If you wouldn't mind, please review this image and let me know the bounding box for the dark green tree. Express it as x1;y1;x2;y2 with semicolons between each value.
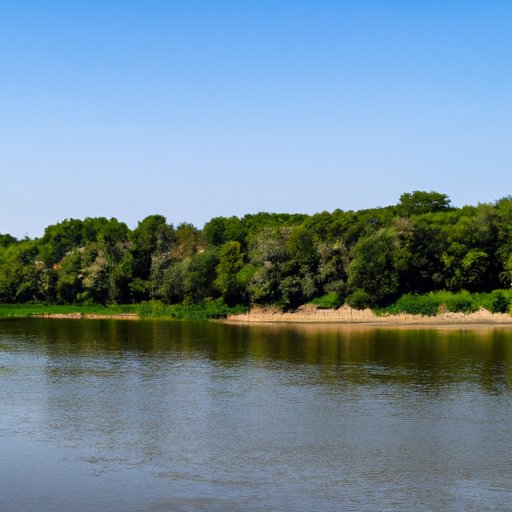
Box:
131;216;175;272
203;216;246;246
184;250;219;303
346;228;403;307
214;241;245;305
398;191;451;217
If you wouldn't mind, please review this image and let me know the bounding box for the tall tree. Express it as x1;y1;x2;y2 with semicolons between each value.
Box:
398;191;451;217
214;241;244;305
130;215;175;292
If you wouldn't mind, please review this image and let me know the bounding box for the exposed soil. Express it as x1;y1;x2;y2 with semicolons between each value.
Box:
33;313;139;320
225;304;512;326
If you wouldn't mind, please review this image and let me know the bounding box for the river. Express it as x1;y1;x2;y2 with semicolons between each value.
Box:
1;319;512;511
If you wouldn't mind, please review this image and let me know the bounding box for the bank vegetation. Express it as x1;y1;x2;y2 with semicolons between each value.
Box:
2;191;512;319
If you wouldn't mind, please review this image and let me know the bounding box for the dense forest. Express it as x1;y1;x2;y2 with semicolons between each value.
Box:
1;191;512;312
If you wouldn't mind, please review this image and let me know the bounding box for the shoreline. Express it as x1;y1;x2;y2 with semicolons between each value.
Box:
2;304;512;327
224;305;512;326
28;313;139;320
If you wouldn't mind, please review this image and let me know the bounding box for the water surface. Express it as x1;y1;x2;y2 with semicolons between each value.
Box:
1;319;512;511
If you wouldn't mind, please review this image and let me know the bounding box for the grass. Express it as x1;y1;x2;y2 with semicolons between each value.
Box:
0;303;138;318
309;292;342;309
0;300;247;321
3;290;511;320
137;300;248;320
377;290;512;317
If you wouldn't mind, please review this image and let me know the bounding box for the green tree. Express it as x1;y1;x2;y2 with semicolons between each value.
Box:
280;227;319;308
248;228;287;306
398;191;451;217
81;220;133;304
214;241;245;305
401;216;447;293
316;242;348;297
173;223;201;259
203;216;246;246
131;215;175;282
184;250;219;303
442;204;502;291
0;233;17;248
56;249;84;303
159;261;188;303
0;241;39;302
38;218;86;265
457;249;490;291
346;228;402;307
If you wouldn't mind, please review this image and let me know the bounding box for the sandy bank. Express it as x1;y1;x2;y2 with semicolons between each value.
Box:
27;305;512;326
33;313;139;320
225;305;512;326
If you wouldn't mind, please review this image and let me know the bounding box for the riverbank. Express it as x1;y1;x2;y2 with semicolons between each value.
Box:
225;304;512;325
0;304;138;319
33;312;139;320
0;301;244;321
3;303;512;325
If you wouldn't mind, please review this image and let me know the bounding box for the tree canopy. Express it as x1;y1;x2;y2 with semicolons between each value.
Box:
1;191;511;310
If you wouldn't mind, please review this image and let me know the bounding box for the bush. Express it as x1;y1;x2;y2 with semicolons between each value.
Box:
490;290;510;313
381;294;439;316
380;289;512;317
444;291;476;313
310;292;342;309
345;289;373;309
137;299;247;320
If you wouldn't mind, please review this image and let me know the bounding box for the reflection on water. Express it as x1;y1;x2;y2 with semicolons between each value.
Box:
1;318;512;511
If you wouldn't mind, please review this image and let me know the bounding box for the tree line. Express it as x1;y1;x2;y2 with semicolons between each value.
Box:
1;191;512;310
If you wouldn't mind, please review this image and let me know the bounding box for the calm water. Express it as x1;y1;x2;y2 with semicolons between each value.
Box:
1;319;512;511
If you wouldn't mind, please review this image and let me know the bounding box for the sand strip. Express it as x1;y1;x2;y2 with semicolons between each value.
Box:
225;305;512;326
33;313;139;320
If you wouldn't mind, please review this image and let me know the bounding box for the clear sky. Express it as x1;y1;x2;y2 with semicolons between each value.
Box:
1;0;511;238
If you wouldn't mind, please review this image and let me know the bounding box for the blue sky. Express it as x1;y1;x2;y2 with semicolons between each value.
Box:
1;1;511;238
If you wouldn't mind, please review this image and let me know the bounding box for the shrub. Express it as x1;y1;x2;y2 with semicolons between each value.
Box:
137;299;247;320
490;290;510;313
345;289;373;309
310;292;341;309
381;290;512;317
444;291;476;313
381;293;439;316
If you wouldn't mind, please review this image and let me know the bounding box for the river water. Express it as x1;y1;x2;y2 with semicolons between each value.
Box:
1;318;512;511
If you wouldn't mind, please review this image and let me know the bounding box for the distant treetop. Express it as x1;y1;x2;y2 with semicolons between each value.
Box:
398;191;451;216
